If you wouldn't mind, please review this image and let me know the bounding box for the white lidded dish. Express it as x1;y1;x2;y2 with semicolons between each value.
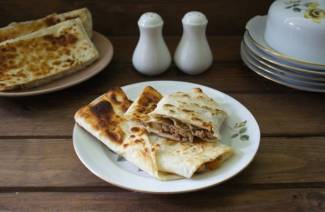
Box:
264;0;325;65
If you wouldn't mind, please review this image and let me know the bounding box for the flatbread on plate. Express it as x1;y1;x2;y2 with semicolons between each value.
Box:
75;86;233;180
125;86;233;178
0;18;98;91
74;87;180;180
0;8;92;43
145;88;228;142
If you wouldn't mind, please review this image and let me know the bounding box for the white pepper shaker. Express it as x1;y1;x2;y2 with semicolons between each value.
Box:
132;12;171;76
174;11;213;75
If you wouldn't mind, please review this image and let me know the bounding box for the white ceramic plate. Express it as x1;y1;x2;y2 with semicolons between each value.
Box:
73;81;261;194
243;38;325;83
0;31;113;97
242;42;325;86
241;44;325;93
243;31;325;76
246;16;325;70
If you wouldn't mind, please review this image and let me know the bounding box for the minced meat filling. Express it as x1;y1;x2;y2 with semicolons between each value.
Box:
148;122;192;142
148;117;214;141
191;127;215;140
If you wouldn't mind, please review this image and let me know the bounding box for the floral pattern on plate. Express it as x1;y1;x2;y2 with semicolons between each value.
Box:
285;0;325;23
231;120;249;141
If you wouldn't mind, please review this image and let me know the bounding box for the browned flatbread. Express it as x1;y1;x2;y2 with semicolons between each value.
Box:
76;87;132;145
75;86;233;179
124;86;162;122
75;87;180;180
0;8;92;43
146;88;228;142
124;86;234;178
0;19;98;91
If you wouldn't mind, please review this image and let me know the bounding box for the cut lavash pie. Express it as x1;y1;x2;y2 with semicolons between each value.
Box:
125;86;233;178
74;87;181;180
138;87;228;142
75;86;233;179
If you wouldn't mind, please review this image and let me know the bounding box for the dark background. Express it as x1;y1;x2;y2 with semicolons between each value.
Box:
0;0;273;36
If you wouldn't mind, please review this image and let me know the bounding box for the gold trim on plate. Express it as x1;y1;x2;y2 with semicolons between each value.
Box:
246;23;325;67
244;32;325;76
244;42;325;83
241;44;325;93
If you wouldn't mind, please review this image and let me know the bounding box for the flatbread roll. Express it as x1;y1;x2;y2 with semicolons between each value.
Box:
125;86;233;178
0;8;92;43
146;88;228;142
74;87;180;181
150;134;233;178
75;86;233;180
0;18;99;91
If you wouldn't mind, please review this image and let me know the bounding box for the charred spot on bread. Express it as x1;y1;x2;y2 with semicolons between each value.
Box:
43;32;78;46
134;139;143;144
44;15;61;26
163;104;174;108
130;127;141;133
105;87;132;113
191;116;202;122
89;101;124;144
182;109;194;113
134;86;162;114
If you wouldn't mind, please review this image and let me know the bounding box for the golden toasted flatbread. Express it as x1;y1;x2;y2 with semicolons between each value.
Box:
147;88;228;142
0;18;99;91
74;87;180;180
0;8;92;43
125;86;233;178
124;86;162;122
75;86;233;180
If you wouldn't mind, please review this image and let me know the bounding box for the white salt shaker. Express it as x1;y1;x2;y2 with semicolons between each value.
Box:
132;12;171;76
174;11;213;75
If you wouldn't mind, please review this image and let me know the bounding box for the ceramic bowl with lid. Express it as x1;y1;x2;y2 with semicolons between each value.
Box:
264;0;325;64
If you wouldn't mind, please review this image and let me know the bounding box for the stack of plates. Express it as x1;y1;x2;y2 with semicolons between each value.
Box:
241;16;325;93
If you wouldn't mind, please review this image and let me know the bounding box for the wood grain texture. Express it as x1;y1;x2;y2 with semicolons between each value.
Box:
0;189;324;211
0;0;272;36
0;137;324;188
0;1;324;210
45;63;296;94
1;92;325;137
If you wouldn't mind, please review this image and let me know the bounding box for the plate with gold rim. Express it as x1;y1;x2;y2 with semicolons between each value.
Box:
241;44;325;93
243;41;325;84
243;31;325;76
246;15;325;70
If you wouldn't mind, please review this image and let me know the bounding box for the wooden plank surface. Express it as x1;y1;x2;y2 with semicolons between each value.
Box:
0;137;324;188
39;63;295;94
1;0;325;210
0;34;324;137
0;189;324;211
0;0;273;36
1;92;325;137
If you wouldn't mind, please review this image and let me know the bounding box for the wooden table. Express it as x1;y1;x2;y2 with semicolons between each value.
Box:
1;0;325;211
